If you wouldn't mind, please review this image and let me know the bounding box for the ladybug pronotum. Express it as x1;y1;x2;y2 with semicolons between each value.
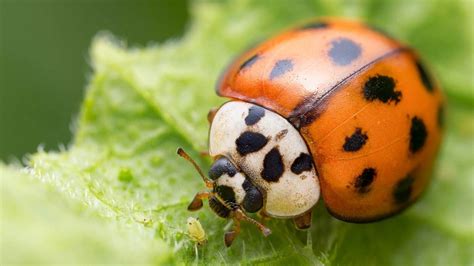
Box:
178;18;444;247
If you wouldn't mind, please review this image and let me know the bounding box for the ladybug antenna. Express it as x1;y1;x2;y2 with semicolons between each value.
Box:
177;148;213;189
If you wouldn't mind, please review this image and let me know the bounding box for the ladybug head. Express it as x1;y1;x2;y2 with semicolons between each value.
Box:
177;148;271;246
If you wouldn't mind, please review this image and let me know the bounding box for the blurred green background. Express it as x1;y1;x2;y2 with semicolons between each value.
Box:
0;0;189;160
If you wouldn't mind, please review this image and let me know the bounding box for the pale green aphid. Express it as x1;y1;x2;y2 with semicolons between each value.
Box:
186;217;207;246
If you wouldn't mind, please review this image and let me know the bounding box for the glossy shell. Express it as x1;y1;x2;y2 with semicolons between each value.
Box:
216;19;443;222
209;101;320;218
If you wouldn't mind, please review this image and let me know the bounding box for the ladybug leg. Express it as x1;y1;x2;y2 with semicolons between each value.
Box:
293;209;312;230
207;107;218;124
224;217;241;247
187;191;211;211
258;209;271;225
225;209;272;247
241;209;271;233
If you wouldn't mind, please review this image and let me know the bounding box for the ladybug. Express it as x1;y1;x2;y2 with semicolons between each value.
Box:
178;18;444;247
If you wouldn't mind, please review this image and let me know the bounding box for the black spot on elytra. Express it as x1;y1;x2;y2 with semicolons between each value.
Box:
329;38;362;66
415;60;434;92
288;48;407;128
236;131;268;156
409;117;427;153
209;196;231;218
300;21;328;30
261;147;284;182
241;179;263;213
240;54;260;70
363;75;402;104
208;157;237;180
437;105;445;128
393;175;415;204
215;185;236;204
245;106;265;126
354;168;376;193
343;128;368;152
269;59;293;80
290;153;313;174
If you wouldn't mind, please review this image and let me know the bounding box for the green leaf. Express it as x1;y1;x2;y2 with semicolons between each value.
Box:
2;0;473;264
0;164;174;265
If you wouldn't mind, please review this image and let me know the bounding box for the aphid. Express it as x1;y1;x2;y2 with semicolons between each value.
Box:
179;18;443;247
187;217;207;246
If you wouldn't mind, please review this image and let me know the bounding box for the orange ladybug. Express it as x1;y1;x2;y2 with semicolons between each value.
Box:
178;18;444;247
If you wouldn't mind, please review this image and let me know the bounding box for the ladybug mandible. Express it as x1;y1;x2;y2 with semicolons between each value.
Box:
178;18;444;247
